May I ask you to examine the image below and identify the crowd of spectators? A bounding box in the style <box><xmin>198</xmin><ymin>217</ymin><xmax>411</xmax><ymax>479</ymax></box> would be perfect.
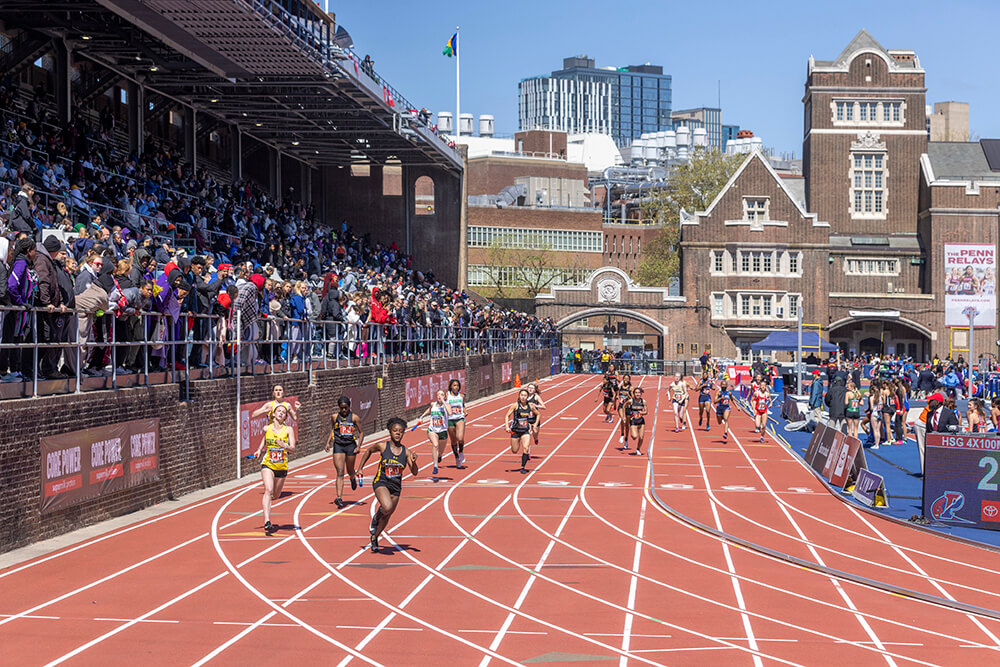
<box><xmin>0</xmin><ymin>82</ymin><xmax>555</xmax><ymax>383</ymax></box>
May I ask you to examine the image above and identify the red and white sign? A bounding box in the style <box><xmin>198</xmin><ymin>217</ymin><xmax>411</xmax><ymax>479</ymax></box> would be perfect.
<box><xmin>944</xmin><ymin>243</ymin><xmax>996</xmax><ymax>327</ymax></box>
<box><xmin>983</xmin><ymin>500</ymin><xmax>1000</xmax><ymax>522</ymax></box>
<box><xmin>404</xmin><ymin>370</ymin><xmax>466</xmax><ymax>409</ymax></box>
<box><xmin>727</xmin><ymin>365</ymin><xmax>752</xmax><ymax>385</ymax></box>
<box><xmin>501</xmin><ymin>362</ymin><xmax>512</xmax><ymax>383</ymax></box>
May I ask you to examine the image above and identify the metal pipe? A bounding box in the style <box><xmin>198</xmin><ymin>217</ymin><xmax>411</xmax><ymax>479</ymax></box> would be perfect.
<box><xmin>236</xmin><ymin>309</ymin><xmax>242</xmax><ymax>480</ymax></box>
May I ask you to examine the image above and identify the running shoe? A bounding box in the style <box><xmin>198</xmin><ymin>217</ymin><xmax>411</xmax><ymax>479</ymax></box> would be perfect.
<box><xmin>350</xmin><ymin>476</ymin><xmax>358</xmax><ymax>491</ymax></box>
<box><xmin>335</xmin><ymin>497</ymin><xmax>344</xmax><ymax>509</ymax></box>
<box><xmin>871</xmin><ymin>444</ymin><xmax>880</xmax><ymax>450</ymax></box>
<box><xmin>619</xmin><ymin>436</ymin><xmax>625</xmax><ymax>444</ymax></box>
<box><xmin>264</xmin><ymin>521</ymin><xmax>273</xmax><ymax>534</ymax></box>
<box><xmin>459</xmin><ymin>453</ymin><xmax>465</xmax><ymax>467</ymax></box>
<box><xmin>723</xmin><ymin>432</ymin><xmax>728</xmax><ymax>442</ymax></box>
<box><xmin>433</xmin><ymin>464</ymin><xmax>439</xmax><ymax>475</ymax></box>
<box><xmin>520</xmin><ymin>467</ymin><xmax>529</xmax><ymax>474</ymax></box>
<box><xmin>370</xmin><ymin>534</ymin><xmax>379</xmax><ymax>553</ymax></box>
<box><xmin>706</xmin><ymin>426</ymin><xmax>711</xmax><ymax>432</ymax></box>
<box><xmin>370</xmin><ymin>510</ymin><xmax>381</xmax><ymax>535</ymax></box>
<box><xmin>760</xmin><ymin>436</ymin><xmax>765</xmax><ymax>443</ymax></box>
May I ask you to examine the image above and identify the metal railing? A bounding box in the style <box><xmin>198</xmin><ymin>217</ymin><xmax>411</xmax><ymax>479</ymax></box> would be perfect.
<box><xmin>0</xmin><ymin>303</ymin><xmax>558</xmax><ymax>399</ymax></box>
<box><xmin>561</xmin><ymin>356</ymin><xmax>704</xmax><ymax>378</ymax></box>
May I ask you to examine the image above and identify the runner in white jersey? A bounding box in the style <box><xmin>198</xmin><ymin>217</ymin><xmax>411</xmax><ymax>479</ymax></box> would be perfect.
<box><xmin>446</xmin><ymin>379</ymin><xmax>467</xmax><ymax>468</ymax></box>
<box><xmin>417</xmin><ymin>390</ymin><xmax>451</xmax><ymax>476</ymax></box>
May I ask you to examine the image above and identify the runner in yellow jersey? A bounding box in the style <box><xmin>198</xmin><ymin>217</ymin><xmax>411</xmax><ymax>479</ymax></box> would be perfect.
<box><xmin>251</xmin><ymin>384</ymin><xmax>301</xmax><ymax>425</ymax></box>
<box><xmin>253</xmin><ymin>404</ymin><xmax>296</xmax><ymax>534</ymax></box>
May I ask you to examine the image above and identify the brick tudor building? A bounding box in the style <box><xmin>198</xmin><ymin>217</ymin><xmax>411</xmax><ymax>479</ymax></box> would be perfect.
<box><xmin>668</xmin><ymin>30</ymin><xmax>1000</xmax><ymax>363</ymax></box>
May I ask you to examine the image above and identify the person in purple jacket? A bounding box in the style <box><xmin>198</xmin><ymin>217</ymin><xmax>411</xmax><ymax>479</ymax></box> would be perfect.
<box><xmin>4</xmin><ymin>237</ymin><xmax>38</xmax><ymax>381</ymax></box>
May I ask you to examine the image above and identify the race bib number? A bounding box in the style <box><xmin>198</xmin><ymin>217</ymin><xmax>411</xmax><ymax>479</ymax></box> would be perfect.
<box><xmin>432</xmin><ymin>414</ymin><xmax>446</xmax><ymax>429</ymax></box>
<box><xmin>384</xmin><ymin>464</ymin><xmax>403</xmax><ymax>478</ymax></box>
<box><xmin>516</xmin><ymin>417</ymin><xmax>529</xmax><ymax>429</ymax></box>
<box><xmin>339</xmin><ymin>423</ymin><xmax>354</xmax><ymax>436</ymax></box>
<box><xmin>267</xmin><ymin>448</ymin><xmax>286</xmax><ymax>464</ymax></box>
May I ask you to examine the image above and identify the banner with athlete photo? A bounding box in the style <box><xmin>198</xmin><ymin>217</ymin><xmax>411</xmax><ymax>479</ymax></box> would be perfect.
<box><xmin>40</xmin><ymin>418</ymin><xmax>160</xmax><ymax>514</ymax></box>
<box><xmin>240</xmin><ymin>396</ymin><xmax>300</xmax><ymax>454</ymax></box>
<box><xmin>501</xmin><ymin>362</ymin><xmax>512</xmax><ymax>383</ymax></box>
<box><xmin>404</xmin><ymin>370</ymin><xmax>467</xmax><ymax>409</ymax></box>
<box><xmin>944</xmin><ymin>243</ymin><xmax>996</xmax><ymax>327</ymax></box>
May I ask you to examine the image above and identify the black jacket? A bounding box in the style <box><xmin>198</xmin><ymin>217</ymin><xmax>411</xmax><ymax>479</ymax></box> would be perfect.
<box><xmin>11</xmin><ymin>192</ymin><xmax>34</xmax><ymax>236</ymax></box>
<box><xmin>824</xmin><ymin>382</ymin><xmax>847</xmax><ymax>420</ymax></box>
<box><xmin>927</xmin><ymin>407</ymin><xmax>960</xmax><ymax>433</ymax></box>
<box><xmin>916</xmin><ymin>369</ymin><xmax>937</xmax><ymax>393</ymax></box>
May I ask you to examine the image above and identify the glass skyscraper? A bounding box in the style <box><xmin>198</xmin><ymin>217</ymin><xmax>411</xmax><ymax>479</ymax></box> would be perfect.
<box><xmin>519</xmin><ymin>55</ymin><xmax>672</xmax><ymax>147</ymax></box>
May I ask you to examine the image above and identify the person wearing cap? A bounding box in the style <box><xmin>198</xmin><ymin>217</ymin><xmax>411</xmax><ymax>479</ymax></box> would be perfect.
<box><xmin>808</xmin><ymin>369</ymin><xmax>825</xmax><ymax>422</ymax></box>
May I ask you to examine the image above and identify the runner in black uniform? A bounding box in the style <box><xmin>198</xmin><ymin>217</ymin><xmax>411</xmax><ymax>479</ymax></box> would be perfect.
<box><xmin>526</xmin><ymin>382</ymin><xmax>547</xmax><ymax>446</ymax></box>
<box><xmin>506</xmin><ymin>389</ymin><xmax>539</xmax><ymax>473</ymax></box>
<box><xmin>627</xmin><ymin>386</ymin><xmax>648</xmax><ymax>455</ymax></box>
<box><xmin>325</xmin><ymin>396</ymin><xmax>365</xmax><ymax>509</ymax></box>
<box><xmin>598</xmin><ymin>376</ymin><xmax>617</xmax><ymax>423</ymax></box>
<box><xmin>358</xmin><ymin>417</ymin><xmax>418</xmax><ymax>553</ymax></box>
<box><xmin>696</xmin><ymin>372</ymin><xmax>714</xmax><ymax>431</ymax></box>
<box><xmin>617</xmin><ymin>375</ymin><xmax>633</xmax><ymax>445</ymax></box>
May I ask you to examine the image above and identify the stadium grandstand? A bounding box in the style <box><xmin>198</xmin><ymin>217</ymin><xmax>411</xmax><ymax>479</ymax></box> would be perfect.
<box><xmin>0</xmin><ymin>0</ymin><xmax>556</xmax><ymax>395</ymax></box>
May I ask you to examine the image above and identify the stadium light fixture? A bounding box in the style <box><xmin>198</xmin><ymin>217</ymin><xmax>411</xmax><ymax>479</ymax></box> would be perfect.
<box><xmin>210</xmin><ymin>98</ymin><xmax>218</xmax><ymax>103</ymax></box>
<box><xmin>81</xmin><ymin>35</ymin><xmax>92</xmax><ymax>40</ymax></box>
<box><xmin>255</xmin><ymin>122</ymin><xmax>262</xmax><ymax>127</ymax></box>
<box><xmin>292</xmin><ymin>140</ymin><xmax>300</xmax><ymax>146</ymax></box>
<box><xmin>149</xmin><ymin>66</ymin><xmax>158</xmax><ymax>72</ymax></box>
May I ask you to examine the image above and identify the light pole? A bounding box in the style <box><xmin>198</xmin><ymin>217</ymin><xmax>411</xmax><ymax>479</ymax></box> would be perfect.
<box><xmin>964</xmin><ymin>305</ymin><xmax>980</xmax><ymax>385</ymax></box>
<box><xmin>797</xmin><ymin>295</ymin><xmax>803</xmax><ymax>394</ymax></box>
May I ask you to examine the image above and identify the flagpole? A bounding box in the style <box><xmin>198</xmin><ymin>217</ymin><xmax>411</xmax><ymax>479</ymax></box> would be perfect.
<box><xmin>455</xmin><ymin>26</ymin><xmax>460</xmax><ymax>138</ymax></box>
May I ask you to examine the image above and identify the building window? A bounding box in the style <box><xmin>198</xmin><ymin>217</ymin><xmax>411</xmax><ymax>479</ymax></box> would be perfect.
<box><xmin>677</xmin><ymin>343</ymin><xmax>685</xmax><ymax>355</ymax></box>
<box><xmin>743</xmin><ymin>197</ymin><xmax>768</xmax><ymax>221</ymax></box>
<box><xmin>467</xmin><ymin>227</ymin><xmax>602</xmax><ymax>252</ymax></box>
<box><xmin>690</xmin><ymin>343</ymin><xmax>699</xmax><ymax>355</ymax></box>
<box><xmin>762</xmin><ymin>253</ymin><xmax>773</xmax><ymax>273</ymax></box>
<box><xmin>741</xmin><ymin>252</ymin><xmax>750</xmax><ymax>273</ymax></box>
<box><xmin>741</xmin><ymin>295</ymin><xmax>751</xmax><ymax>316</ymax></box>
<box><xmin>713</xmin><ymin>251</ymin><xmax>723</xmax><ymax>273</ymax></box>
<box><xmin>836</xmin><ymin>102</ymin><xmax>845</xmax><ymax>121</ymax></box>
<box><xmin>713</xmin><ymin>294</ymin><xmax>724</xmax><ymax>316</ymax></box>
<box><xmin>752</xmin><ymin>253</ymin><xmax>761</xmax><ymax>273</ymax></box>
<box><xmin>789</xmin><ymin>252</ymin><xmax>800</xmax><ymax>274</ymax></box>
<box><xmin>789</xmin><ymin>295</ymin><xmax>799</xmax><ymax>319</ymax></box>
<box><xmin>751</xmin><ymin>296</ymin><xmax>762</xmax><ymax>317</ymax></box>
<box><xmin>704</xmin><ymin>343</ymin><xmax>712</xmax><ymax>354</ymax></box>
<box><xmin>844</xmin><ymin>258</ymin><xmax>900</xmax><ymax>275</ymax></box>
<box><xmin>850</xmin><ymin>152</ymin><xmax>887</xmax><ymax>219</ymax></box>
<box><xmin>844</xmin><ymin>103</ymin><xmax>854</xmax><ymax>121</ymax></box>
<box><xmin>762</xmin><ymin>297</ymin><xmax>772</xmax><ymax>317</ymax></box>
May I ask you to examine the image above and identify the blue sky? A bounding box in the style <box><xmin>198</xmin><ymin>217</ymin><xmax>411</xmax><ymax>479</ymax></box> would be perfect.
<box><xmin>331</xmin><ymin>0</ymin><xmax>999</xmax><ymax>155</ymax></box>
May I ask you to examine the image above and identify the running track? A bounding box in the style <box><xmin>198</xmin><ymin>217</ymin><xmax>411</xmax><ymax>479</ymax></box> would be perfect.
<box><xmin>4</xmin><ymin>374</ymin><xmax>1000</xmax><ymax>665</ymax></box>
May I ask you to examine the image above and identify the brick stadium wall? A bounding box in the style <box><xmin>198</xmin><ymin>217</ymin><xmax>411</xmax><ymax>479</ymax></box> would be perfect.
<box><xmin>0</xmin><ymin>349</ymin><xmax>556</xmax><ymax>553</ymax></box>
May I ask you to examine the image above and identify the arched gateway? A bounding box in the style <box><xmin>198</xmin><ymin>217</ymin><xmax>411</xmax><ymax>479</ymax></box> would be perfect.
<box><xmin>536</xmin><ymin>267</ymin><xmax>685</xmax><ymax>358</ymax></box>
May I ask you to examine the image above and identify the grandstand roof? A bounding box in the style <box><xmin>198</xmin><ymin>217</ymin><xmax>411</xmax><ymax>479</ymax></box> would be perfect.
<box><xmin>0</xmin><ymin>0</ymin><xmax>461</xmax><ymax>171</ymax></box>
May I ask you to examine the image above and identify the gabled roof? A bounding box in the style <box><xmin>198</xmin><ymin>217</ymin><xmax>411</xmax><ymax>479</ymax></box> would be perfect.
<box><xmin>687</xmin><ymin>149</ymin><xmax>828</xmax><ymax>227</ymax></box>
<box><xmin>922</xmin><ymin>142</ymin><xmax>1000</xmax><ymax>184</ymax></box>
<box><xmin>811</xmin><ymin>29</ymin><xmax>922</xmax><ymax>72</ymax></box>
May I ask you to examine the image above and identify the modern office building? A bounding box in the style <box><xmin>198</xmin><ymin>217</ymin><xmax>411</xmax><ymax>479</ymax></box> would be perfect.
<box><xmin>518</xmin><ymin>55</ymin><xmax>672</xmax><ymax>147</ymax></box>
<box><xmin>671</xmin><ymin>107</ymin><xmax>723</xmax><ymax>150</ymax></box>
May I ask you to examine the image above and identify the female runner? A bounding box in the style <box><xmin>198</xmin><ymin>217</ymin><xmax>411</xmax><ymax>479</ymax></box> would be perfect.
<box><xmin>714</xmin><ymin>379</ymin><xmax>734</xmax><ymax>442</ymax></box>
<box><xmin>845</xmin><ymin>379</ymin><xmax>862</xmax><ymax>439</ymax></box>
<box><xmin>696</xmin><ymin>372</ymin><xmax>714</xmax><ymax>431</ymax></box>
<box><xmin>670</xmin><ymin>375</ymin><xmax>692</xmax><ymax>432</ymax></box>
<box><xmin>359</xmin><ymin>417</ymin><xmax>419</xmax><ymax>553</ymax></box>
<box><xmin>251</xmin><ymin>384</ymin><xmax>301</xmax><ymax>424</ymax></box>
<box><xmin>626</xmin><ymin>386</ymin><xmax>648</xmax><ymax>455</ymax></box>
<box><xmin>506</xmin><ymin>389</ymin><xmax>539</xmax><ymax>473</ymax></box>
<box><xmin>598</xmin><ymin>375</ymin><xmax>617</xmax><ymax>423</ymax></box>
<box><xmin>526</xmin><ymin>382</ymin><xmax>547</xmax><ymax>446</ymax></box>
<box><xmin>446</xmin><ymin>379</ymin><xmax>467</xmax><ymax>468</ymax></box>
<box><xmin>324</xmin><ymin>396</ymin><xmax>364</xmax><ymax>508</ymax></box>
<box><xmin>417</xmin><ymin>390</ymin><xmax>451</xmax><ymax>475</ymax></box>
<box><xmin>617</xmin><ymin>374</ymin><xmax>633</xmax><ymax>444</ymax></box>
<box><xmin>751</xmin><ymin>379</ymin><xmax>770</xmax><ymax>442</ymax></box>
<box><xmin>253</xmin><ymin>404</ymin><xmax>296</xmax><ymax>534</ymax></box>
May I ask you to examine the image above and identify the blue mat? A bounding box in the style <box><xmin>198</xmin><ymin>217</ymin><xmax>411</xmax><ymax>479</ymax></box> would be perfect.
<box><xmin>766</xmin><ymin>397</ymin><xmax>1000</xmax><ymax>549</ymax></box>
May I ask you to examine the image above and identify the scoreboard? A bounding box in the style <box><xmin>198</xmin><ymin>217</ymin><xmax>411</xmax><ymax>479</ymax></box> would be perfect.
<box><xmin>923</xmin><ymin>433</ymin><xmax>1000</xmax><ymax>529</ymax></box>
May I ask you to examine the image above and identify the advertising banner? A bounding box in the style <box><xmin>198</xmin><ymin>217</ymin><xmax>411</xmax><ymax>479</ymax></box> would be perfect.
<box><xmin>342</xmin><ymin>385</ymin><xmax>379</xmax><ymax>428</ymax></box>
<box><xmin>924</xmin><ymin>433</ymin><xmax>1000</xmax><ymax>529</ymax></box>
<box><xmin>519</xmin><ymin>360</ymin><xmax>529</xmax><ymax>379</ymax></box>
<box><xmin>853</xmin><ymin>469</ymin><xmax>885</xmax><ymax>507</ymax></box>
<box><xmin>828</xmin><ymin>432</ymin><xmax>863</xmax><ymax>489</ymax></box>
<box><xmin>501</xmin><ymin>362</ymin><xmax>512</xmax><ymax>383</ymax></box>
<box><xmin>551</xmin><ymin>347</ymin><xmax>561</xmax><ymax>375</ymax></box>
<box><xmin>404</xmin><ymin>370</ymin><xmax>467</xmax><ymax>409</ymax></box>
<box><xmin>480</xmin><ymin>365</ymin><xmax>492</xmax><ymax>389</ymax></box>
<box><xmin>41</xmin><ymin>418</ymin><xmax>160</xmax><ymax>514</ymax></box>
<box><xmin>944</xmin><ymin>243</ymin><xmax>996</xmax><ymax>327</ymax></box>
<box><xmin>240</xmin><ymin>396</ymin><xmax>300</xmax><ymax>454</ymax></box>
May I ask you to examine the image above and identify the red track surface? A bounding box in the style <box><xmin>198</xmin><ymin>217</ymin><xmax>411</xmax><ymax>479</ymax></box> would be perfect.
<box><xmin>4</xmin><ymin>374</ymin><xmax>1000</xmax><ymax>665</ymax></box>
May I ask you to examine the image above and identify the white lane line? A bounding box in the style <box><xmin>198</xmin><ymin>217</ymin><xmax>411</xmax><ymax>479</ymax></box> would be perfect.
<box><xmin>331</xmin><ymin>380</ymin><xmax>599</xmax><ymax>667</ymax></box>
<box><xmin>619</xmin><ymin>496</ymin><xmax>648</xmax><ymax>667</ymax></box>
<box><xmin>479</xmin><ymin>496</ymin><xmax>581</xmax><ymax>667</ymax></box>
<box><xmin>692</xmin><ymin>421</ymin><xmax>896</xmax><ymax>666</ymax></box>
<box><xmin>207</xmin><ymin>376</ymin><xmax>593</xmax><ymax>666</ymax></box>
<box><xmin>24</xmin><ymin>377</ymin><xmax>572</xmax><ymax>663</ymax></box>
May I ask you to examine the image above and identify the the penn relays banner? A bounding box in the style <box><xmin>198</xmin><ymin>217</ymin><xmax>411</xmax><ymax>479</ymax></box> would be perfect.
<box><xmin>944</xmin><ymin>243</ymin><xmax>996</xmax><ymax>327</ymax></box>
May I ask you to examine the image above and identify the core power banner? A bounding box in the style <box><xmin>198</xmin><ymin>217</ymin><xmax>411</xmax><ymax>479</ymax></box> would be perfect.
<box><xmin>404</xmin><ymin>370</ymin><xmax>466</xmax><ymax>409</ymax></box>
<box><xmin>41</xmin><ymin>418</ymin><xmax>160</xmax><ymax>514</ymax></box>
<box><xmin>944</xmin><ymin>243</ymin><xmax>996</xmax><ymax>327</ymax></box>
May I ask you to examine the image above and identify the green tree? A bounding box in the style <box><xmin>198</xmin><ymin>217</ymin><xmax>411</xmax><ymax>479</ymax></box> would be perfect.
<box><xmin>480</xmin><ymin>232</ymin><xmax>585</xmax><ymax>298</ymax></box>
<box><xmin>635</xmin><ymin>149</ymin><xmax>744</xmax><ymax>286</ymax></box>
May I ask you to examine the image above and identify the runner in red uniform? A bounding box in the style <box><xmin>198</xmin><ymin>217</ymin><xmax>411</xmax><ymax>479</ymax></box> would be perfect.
<box><xmin>751</xmin><ymin>379</ymin><xmax>770</xmax><ymax>443</ymax></box>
